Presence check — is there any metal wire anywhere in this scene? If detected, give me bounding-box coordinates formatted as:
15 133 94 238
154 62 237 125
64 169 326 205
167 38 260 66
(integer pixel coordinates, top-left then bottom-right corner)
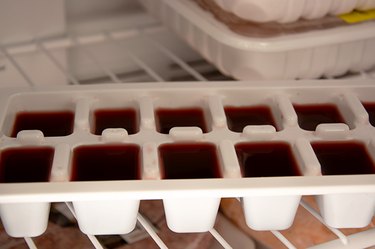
71 37 122 83
270 231 297 249
300 200 348 245
137 213 168 249
0 46 35 86
150 40 207 81
210 228 233 249
308 228 375 249
24 237 38 249
35 42 80 85
105 31 165 82
64 202 104 249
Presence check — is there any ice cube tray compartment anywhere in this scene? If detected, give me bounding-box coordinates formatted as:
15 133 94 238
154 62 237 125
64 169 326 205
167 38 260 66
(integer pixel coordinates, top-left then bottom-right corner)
312 140 375 227
2 93 76 138
220 92 282 132
0 146 54 183
88 93 140 136
152 90 213 134
0 146 55 237
0 81 375 237
159 142 222 232
70 143 142 235
235 141 303 230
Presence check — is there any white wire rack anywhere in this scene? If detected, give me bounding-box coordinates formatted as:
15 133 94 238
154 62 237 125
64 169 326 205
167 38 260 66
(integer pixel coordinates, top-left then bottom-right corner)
0 14 375 249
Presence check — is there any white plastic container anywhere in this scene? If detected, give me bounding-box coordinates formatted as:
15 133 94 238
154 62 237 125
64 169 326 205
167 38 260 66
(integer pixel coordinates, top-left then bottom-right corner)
140 0 375 80
0 80 374 237
212 0 375 23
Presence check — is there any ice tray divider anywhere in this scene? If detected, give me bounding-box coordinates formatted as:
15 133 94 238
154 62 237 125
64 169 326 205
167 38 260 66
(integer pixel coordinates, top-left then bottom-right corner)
294 138 322 176
208 95 227 129
74 98 91 133
242 125 276 139
169 127 203 141
50 143 70 182
315 123 350 139
275 95 298 128
101 128 129 142
16 130 44 145
139 97 156 130
219 140 241 178
343 92 370 126
142 142 161 179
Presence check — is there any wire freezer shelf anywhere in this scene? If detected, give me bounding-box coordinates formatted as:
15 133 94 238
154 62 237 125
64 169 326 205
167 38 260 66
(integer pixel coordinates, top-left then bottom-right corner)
0 15 375 249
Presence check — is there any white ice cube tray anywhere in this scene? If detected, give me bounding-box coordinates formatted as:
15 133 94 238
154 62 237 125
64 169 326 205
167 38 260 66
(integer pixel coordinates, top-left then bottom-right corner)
212 0 375 23
0 80 375 237
140 0 375 80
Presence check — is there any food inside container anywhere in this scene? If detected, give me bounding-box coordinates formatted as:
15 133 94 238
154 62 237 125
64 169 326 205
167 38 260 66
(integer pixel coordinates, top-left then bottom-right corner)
194 0 375 38
206 0 375 24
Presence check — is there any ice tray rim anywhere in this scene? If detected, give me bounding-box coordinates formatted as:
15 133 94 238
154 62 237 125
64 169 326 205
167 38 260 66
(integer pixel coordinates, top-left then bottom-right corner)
1 80 375 203
0 175 375 203
1 80 375 94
